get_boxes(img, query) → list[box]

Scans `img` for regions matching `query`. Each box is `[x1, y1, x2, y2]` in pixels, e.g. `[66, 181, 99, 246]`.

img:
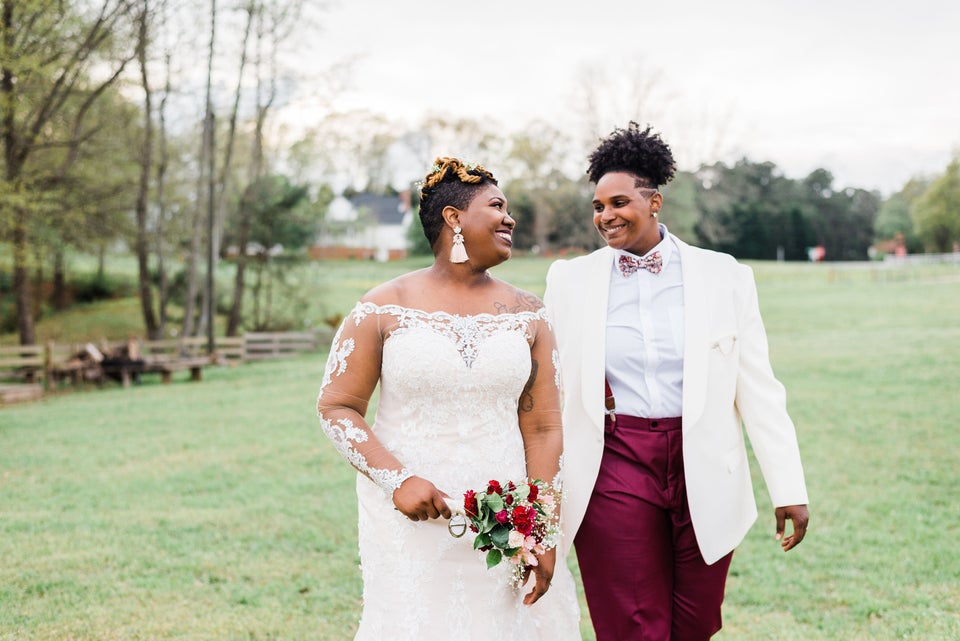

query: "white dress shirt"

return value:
[605, 224, 685, 418]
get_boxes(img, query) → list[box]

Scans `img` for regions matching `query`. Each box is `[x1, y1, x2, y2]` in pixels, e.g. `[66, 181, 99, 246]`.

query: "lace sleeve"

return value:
[518, 308, 565, 495]
[317, 304, 413, 495]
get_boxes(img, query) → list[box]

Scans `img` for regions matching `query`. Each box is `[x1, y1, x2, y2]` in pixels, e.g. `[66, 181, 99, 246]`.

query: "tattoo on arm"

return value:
[494, 290, 542, 314]
[519, 359, 538, 412]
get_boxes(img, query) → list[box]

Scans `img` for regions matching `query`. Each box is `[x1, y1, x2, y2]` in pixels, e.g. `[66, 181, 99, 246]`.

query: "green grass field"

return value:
[2, 257, 959, 640]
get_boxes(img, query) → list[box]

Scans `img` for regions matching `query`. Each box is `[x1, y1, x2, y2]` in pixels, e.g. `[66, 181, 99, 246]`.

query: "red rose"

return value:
[487, 480, 503, 495]
[495, 510, 510, 525]
[463, 490, 479, 518]
[504, 494, 514, 506]
[512, 505, 537, 536]
[507, 481, 516, 491]
[527, 483, 539, 502]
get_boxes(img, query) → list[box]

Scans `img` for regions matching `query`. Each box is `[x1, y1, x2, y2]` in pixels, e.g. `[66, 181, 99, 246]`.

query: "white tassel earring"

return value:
[450, 226, 469, 263]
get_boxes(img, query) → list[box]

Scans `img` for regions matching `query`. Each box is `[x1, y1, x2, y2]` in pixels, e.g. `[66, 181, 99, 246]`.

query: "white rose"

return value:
[508, 529, 525, 548]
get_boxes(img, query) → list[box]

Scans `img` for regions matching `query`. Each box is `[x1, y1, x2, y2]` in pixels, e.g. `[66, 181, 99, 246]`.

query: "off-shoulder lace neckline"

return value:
[353, 301, 545, 321]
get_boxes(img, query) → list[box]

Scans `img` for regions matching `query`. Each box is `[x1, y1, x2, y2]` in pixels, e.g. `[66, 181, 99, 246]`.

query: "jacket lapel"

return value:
[580, 247, 613, 434]
[677, 237, 708, 428]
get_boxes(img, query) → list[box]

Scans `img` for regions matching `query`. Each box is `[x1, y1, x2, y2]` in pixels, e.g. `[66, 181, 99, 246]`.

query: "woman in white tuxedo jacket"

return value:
[544, 123, 809, 641]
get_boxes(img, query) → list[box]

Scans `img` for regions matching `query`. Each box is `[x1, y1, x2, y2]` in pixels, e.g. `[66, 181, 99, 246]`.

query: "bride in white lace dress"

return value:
[317, 158, 581, 640]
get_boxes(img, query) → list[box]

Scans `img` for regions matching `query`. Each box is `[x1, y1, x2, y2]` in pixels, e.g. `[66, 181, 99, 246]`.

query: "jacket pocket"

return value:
[711, 332, 738, 356]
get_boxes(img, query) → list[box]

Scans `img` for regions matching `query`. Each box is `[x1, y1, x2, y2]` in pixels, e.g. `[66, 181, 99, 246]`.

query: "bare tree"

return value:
[570, 58, 738, 172]
[134, 0, 160, 338]
[181, 0, 218, 339]
[572, 59, 673, 155]
[226, 0, 304, 336]
[153, 0, 176, 338]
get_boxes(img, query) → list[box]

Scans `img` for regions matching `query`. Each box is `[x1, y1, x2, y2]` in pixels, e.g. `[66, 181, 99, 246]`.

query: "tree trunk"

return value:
[183, 0, 217, 338]
[52, 247, 68, 310]
[155, 16, 172, 338]
[32, 240, 44, 318]
[216, 0, 255, 255]
[228, 2, 279, 335]
[181, 159, 204, 338]
[3, 3, 34, 345]
[251, 258, 264, 330]
[226, 194, 251, 335]
[263, 260, 273, 330]
[97, 243, 106, 280]
[135, 0, 160, 339]
[12, 213, 36, 344]
[195, 0, 218, 339]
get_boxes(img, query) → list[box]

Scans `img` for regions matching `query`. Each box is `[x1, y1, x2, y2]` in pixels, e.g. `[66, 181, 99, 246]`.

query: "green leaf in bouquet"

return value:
[513, 484, 530, 501]
[483, 493, 504, 512]
[490, 524, 511, 548]
[481, 508, 497, 531]
[474, 532, 491, 550]
[485, 548, 502, 569]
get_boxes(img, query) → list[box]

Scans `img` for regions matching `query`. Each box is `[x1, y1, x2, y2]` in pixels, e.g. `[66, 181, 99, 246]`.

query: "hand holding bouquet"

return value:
[447, 479, 560, 588]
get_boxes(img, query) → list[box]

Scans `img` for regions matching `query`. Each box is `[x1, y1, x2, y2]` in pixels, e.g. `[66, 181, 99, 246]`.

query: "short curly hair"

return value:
[418, 157, 498, 248]
[586, 122, 676, 188]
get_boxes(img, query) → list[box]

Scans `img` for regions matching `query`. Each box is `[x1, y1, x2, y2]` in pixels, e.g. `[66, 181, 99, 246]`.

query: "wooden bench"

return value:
[144, 356, 210, 383]
[0, 383, 44, 405]
[139, 338, 213, 384]
[0, 344, 45, 384]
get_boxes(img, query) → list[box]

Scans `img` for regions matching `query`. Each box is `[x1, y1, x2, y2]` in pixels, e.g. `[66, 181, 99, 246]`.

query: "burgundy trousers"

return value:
[575, 415, 733, 641]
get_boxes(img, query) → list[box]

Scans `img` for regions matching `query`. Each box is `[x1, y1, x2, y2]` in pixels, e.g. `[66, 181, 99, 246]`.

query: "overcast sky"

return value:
[285, 0, 959, 194]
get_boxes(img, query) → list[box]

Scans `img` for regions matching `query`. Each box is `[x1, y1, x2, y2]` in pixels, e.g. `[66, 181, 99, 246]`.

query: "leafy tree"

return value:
[875, 178, 928, 254]
[694, 159, 814, 260]
[1, 0, 139, 344]
[405, 187, 433, 257]
[802, 170, 880, 260]
[223, 174, 312, 330]
[507, 125, 566, 252]
[660, 171, 700, 243]
[504, 171, 597, 253]
[406, 212, 432, 257]
[501, 184, 537, 251]
[544, 175, 598, 252]
[912, 158, 960, 253]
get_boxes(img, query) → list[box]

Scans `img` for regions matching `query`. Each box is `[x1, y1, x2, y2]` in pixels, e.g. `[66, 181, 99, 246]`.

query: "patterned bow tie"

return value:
[618, 251, 663, 276]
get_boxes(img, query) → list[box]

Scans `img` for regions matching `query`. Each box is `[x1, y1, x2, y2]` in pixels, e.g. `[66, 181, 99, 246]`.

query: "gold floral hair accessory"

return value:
[420, 157, 495, 194]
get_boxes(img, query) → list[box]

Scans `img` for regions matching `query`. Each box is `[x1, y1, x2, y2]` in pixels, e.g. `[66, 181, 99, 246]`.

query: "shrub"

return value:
[72, 273, 137, 303]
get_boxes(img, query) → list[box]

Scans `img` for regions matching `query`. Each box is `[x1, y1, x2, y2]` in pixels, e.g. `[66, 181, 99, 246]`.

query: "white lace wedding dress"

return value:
[319, 302, 581, 640]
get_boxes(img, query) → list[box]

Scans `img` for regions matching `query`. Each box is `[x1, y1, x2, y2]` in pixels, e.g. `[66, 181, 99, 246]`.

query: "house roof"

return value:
[349, 193, 409, 225]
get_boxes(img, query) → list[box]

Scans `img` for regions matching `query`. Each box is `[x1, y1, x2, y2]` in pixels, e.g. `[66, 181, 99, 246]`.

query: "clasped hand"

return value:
[393, 476, 451, 521]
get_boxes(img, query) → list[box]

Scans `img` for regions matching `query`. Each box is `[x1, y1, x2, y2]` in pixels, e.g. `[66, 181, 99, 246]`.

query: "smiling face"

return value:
[592, 171, 663, 256]
[453, 184, 515, 267]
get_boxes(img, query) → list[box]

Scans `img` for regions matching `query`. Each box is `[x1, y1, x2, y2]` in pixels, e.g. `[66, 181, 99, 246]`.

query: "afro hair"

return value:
[586, 122, 677, 187]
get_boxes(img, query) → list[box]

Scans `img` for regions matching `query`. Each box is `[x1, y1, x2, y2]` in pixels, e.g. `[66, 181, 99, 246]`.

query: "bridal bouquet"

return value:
[447, 479, 560, 588]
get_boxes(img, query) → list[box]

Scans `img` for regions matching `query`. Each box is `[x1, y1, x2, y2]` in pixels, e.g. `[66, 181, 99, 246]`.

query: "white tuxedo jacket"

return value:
[544, 238, 808, 564]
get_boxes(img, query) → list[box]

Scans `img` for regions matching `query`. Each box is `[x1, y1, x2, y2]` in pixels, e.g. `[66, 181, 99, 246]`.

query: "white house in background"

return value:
[310, 191, 414, 261]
